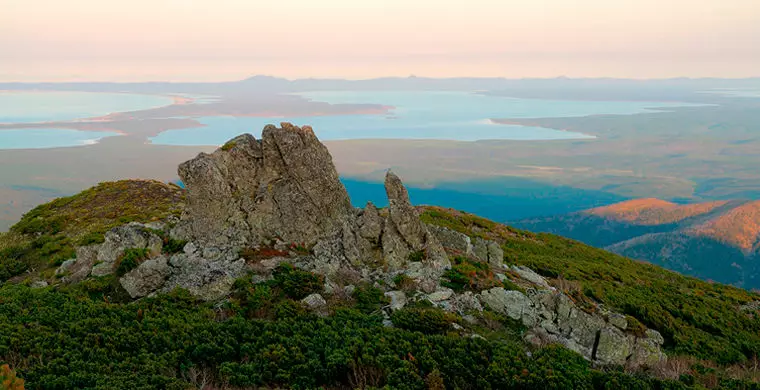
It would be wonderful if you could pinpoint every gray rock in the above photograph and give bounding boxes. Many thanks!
[427,287,454,302]
[479,287,534,322]
[357,202,383,243]
[645,329,665,345]
[607,313,628,330]
[595,326,633,365]
[56,259,77,276]
[120,256,171,298]
[384,290,407,311]
[64,245,100,283]
[511,265,551,289]
[427,225,473,256]
[30,280,49,289]
[176,124,354,247]
[473,238,504,266]
[90,262,114,277]
[183,242,198,255]
[162,252,246,301]
[486,240,504,267]
[98,223,163,265]
[302,293,327,312]
[630,331,666,367]
[473,238,489,263]
[448,291,483,313]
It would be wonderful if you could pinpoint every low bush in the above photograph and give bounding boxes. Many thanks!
[114,248,149,276]
[441,256,503,292]
[391,307,460,334]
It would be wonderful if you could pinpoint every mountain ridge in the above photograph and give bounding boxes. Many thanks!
[516,197,760,288]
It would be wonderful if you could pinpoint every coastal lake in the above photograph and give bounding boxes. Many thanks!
[0,90,707,149]
[0,91,174,123]
[150,91,707,145]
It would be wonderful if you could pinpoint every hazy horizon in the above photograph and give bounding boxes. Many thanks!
[4,0,760,82]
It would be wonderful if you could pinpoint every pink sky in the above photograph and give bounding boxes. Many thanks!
[2,0,759,81]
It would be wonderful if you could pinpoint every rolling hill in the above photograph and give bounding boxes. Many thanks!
[515,198,760,289]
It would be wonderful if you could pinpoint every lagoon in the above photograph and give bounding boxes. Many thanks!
[150,91,707,145]
[0,128,120,149]
[0,91,174,123]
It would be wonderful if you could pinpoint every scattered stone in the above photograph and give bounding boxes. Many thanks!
[56,259,77,276]
[511,265,552,289]
[30,280,49,289]
[479,287,533,321]
[301,293,328,315]
[120,256,171,298]
[183,242,198,255]
[385,290,407,311]
[427,287,454,302]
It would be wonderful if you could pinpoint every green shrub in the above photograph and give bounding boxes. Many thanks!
[271,264,323,300]
[391,307,460,334]
[353,284,388,314]
[114,248,149,276]
[77,231,106,246]
[162,238,187,254]
[441,256,502,292]
[408,250,425,262]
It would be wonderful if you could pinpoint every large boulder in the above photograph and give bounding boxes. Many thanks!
[120,256,171,298]
[176,123,354,247]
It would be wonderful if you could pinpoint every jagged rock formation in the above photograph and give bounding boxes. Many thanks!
[427,225,665,367]
[175,124,354,247]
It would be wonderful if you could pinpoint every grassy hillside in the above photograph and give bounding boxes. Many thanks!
[0,180,184,282]
[2,182,760,388]
[422,206,760,365]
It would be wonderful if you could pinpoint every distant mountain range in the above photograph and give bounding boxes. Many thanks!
[514,198,760,289]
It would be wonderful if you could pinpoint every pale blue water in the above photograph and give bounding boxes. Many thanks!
[0,91,174,123]
[150,91,707,145]
[0,128,120,149]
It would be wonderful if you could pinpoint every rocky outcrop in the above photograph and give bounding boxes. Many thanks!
[174,124,354,247]
[429,225,502,266]
[58,223,163,283]
[54,124,665,370]
[478,283,664,367]
[382,172,449,271]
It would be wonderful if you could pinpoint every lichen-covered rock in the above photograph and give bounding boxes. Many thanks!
[479,287,534,321]
[384,290,407,311]
[176,124,354,247]
[83,223,164,277]
[63,246,99,283]
[382,172,450,272]
[595,326,634,365]
[473,238,503,267]
[511,265,552,290]
[427,287,454,302]
[120,256,171,298]
[162,251,246,301]
[629,330,666,367]
[301,293,328,316]
[428,225,474,256]
[607,312,628,330]
[56,259,77,276]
